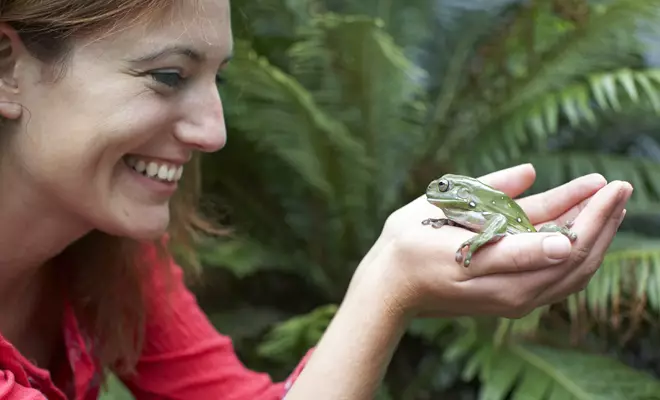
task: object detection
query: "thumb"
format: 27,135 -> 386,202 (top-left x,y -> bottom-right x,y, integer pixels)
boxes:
459,233 -> 572,278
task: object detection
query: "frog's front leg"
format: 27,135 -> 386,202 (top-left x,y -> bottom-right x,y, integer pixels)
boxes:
456,214 -> 508,267
538,219 -> 578,242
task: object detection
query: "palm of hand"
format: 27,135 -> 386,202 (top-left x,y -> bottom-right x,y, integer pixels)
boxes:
356,164 -> 631,320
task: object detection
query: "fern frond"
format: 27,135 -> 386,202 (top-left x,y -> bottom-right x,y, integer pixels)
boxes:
257,304 -> 337,363
498,0 -> 660,118
479,152 -> 660,215
198,236 -> 292,278
468,69 -> 660,171
287,13 -> 427,216
565,233 -> 660,327
458,340 -> 660,400
220,40 -> 371,202
439,0 -> 660,168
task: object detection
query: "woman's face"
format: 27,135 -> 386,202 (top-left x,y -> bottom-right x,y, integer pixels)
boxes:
3,0 -> 232,239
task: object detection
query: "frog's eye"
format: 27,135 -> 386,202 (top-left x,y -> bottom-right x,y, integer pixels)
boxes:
438,179 -> 449,192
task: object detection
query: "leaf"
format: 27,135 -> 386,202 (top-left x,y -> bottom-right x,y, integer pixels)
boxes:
288,13 -> 427,217
468,69 -> 660,172
220,40 -> 371,202
98,374 -> 134,400
464,341 -> 660,400
569,232 -> 660,320
507,152 -> 660,213
208,306 -> 290,343
257,304 -> 338,363
199,236 -> 286,278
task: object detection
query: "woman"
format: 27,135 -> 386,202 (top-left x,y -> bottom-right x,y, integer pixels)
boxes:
0,0 -> 632,399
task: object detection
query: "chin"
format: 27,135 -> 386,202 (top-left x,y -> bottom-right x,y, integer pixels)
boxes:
99,206 -> 171,240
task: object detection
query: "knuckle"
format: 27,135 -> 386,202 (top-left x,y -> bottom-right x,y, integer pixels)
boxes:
511,243 -> 535,271
570,245 -> 591,265
579,261 -> 602,282
495,290 -> 531,318
502,305 -> 532,319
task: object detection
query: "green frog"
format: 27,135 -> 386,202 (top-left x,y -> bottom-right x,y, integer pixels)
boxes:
422,174 -> 577,267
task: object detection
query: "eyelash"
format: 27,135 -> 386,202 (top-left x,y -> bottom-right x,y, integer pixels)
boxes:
146,70 -> 227,90
150,70 -> 186,88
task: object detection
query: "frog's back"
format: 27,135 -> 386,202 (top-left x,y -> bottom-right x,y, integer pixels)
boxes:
493,195 -> 536,234
464,176 -> 536,234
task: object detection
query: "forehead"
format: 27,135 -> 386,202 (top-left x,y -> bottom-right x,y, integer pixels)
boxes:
80,0 -> 232,63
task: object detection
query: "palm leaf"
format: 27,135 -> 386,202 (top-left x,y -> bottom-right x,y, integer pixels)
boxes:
458,340 -> 660,400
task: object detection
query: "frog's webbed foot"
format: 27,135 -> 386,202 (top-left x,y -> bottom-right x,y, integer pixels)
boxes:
455,233 -> 507,267
422,217 -> 453,229
538,220 -> 578,242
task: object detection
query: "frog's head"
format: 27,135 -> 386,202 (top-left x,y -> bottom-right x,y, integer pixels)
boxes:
425,174 -> 485,210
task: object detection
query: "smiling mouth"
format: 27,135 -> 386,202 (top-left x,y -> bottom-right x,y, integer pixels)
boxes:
123,155 -> 184,183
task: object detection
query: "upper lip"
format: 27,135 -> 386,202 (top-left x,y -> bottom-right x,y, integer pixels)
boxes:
128,154 -> 191,166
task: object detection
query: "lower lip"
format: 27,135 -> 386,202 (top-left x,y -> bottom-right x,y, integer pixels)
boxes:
124,161 -> 179,196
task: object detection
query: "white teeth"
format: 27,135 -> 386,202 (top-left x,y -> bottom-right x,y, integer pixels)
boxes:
157,165 -> 169,180
146,162 -> 159,177
125,156 -> 185,183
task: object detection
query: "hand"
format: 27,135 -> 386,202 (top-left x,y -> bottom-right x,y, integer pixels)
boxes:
350,163 -> 632,320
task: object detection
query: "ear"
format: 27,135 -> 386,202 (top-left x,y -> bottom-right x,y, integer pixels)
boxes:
0,23 -> 24,120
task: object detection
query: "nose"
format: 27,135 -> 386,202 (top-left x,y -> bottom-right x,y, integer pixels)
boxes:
174,88 -> 227,153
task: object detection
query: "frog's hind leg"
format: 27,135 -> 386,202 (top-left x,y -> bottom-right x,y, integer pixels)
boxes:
456,214 -> 508,268
538,220 -> 578,242
422,217 -> 452,229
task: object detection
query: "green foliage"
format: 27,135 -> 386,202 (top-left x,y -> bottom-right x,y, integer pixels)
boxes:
99,374 -> 133,400
461,341 -> 660,400
256,304 -> 337,363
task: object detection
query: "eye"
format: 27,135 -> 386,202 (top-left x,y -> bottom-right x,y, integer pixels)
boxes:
438,179 -> 449,192
150,70 -> 186,88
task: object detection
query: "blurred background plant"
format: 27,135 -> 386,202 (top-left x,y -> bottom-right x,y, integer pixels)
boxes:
102,0 -> 660,398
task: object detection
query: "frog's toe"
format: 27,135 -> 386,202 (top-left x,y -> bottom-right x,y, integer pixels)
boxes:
566,231 -> 578,242
455,246 -> 472,267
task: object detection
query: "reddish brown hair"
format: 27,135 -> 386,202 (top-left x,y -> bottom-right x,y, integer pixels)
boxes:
0,0 -> 223,377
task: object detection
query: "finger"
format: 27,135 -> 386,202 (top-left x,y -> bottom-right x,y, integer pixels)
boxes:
457,232 -> 572,278
478,163 -> 536,198
517,173 -> 607,224
536,190 -> 632,305
535,191 -> 595,230
564,181 -> 632,252
456,266 -> 564,317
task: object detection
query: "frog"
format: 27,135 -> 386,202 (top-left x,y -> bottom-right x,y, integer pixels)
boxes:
421,174 -> 577,267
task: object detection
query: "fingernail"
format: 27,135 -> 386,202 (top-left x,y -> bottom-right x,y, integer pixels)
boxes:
543,235 -> 571,260
617,209 -> 627,228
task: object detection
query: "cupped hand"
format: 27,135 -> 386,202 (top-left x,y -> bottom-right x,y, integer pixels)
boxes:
352,163 -> 632,320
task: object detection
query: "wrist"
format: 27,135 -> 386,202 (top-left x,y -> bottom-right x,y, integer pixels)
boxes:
284,265 -> 409,399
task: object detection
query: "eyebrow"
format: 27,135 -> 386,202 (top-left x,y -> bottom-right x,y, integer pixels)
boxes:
126,45 -> 233,65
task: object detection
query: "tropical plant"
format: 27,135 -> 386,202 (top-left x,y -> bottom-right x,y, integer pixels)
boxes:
102,0 -> 660,399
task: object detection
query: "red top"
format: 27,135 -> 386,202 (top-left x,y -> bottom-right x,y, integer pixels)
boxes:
0,244 -> 313,399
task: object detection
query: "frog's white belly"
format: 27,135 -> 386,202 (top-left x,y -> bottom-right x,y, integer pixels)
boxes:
443,209 -> 522,234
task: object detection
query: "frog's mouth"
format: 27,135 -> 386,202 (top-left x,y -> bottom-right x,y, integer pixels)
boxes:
426,195 -> 469,209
